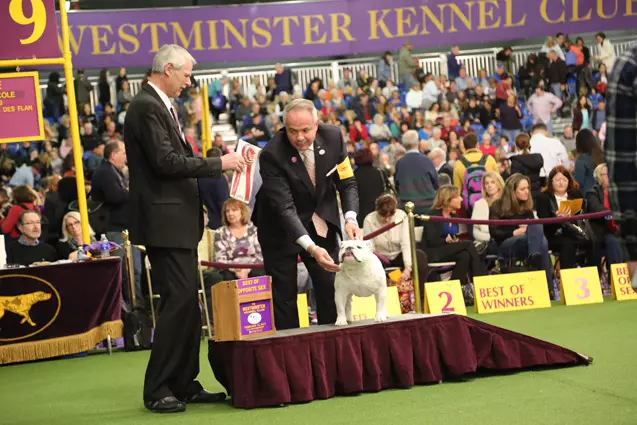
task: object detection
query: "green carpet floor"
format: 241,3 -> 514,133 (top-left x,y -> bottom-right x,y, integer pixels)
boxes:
2,301 -> 637,425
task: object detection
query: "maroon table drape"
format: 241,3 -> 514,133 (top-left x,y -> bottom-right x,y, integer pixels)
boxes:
0,259 -> 122,364
209,314 -> 590,409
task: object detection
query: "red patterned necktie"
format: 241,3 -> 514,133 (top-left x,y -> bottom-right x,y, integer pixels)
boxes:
301,150 -> 328,238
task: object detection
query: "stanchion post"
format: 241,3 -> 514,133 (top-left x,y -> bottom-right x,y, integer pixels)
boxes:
121,230 -> 137,307
59,0 -> 91,244
405,202 -> 422,313
201,83 -> 211,155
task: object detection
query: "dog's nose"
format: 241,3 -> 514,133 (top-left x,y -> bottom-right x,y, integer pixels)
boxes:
345,247 -> 353,251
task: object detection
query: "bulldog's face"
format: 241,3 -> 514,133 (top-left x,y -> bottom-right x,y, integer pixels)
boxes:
338,240 -> 373,263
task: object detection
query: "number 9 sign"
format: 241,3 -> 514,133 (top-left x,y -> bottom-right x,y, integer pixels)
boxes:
2,0 -> 58,61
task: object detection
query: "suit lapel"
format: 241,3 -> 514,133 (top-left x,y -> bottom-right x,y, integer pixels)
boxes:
143,84 -> 188,149
314,135 -> 330,201
285,140 -> 314,195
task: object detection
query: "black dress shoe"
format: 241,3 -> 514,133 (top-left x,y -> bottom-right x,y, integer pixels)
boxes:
144,396 -> 186,413
184,389 -> 227,404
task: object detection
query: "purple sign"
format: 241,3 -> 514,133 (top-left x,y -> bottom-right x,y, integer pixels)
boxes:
237,275 -> 270,297
58,0 -> 637,69
0,72 -> 45,143
239,300 -> 273,336
1,0 -> 59,61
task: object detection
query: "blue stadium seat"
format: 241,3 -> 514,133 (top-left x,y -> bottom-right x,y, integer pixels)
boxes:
378,141 -> 388,150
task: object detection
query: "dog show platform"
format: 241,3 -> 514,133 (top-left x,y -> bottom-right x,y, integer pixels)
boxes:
208,314 -> 591,409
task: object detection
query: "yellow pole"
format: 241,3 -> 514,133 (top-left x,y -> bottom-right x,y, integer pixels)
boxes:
0,58 -> 65,68
405,202 -> 422,313
201,83 -> 211,155
59,0 -> 90,244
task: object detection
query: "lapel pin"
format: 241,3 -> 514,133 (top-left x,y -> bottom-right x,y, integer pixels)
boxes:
319,149 -> 326,156
291,157 -> 297,163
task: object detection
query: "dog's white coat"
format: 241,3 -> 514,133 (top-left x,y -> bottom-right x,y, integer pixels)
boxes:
334,240 -> 388,326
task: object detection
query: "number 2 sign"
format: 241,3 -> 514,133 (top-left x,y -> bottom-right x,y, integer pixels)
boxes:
1,0 -> 59,61
559,267 -> 604,306
424,280 -> 467,316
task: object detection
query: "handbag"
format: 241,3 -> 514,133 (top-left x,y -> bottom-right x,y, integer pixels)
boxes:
549,196 -> 590,243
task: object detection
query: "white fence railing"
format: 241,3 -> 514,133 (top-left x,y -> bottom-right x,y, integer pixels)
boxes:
43,35 -> 636,114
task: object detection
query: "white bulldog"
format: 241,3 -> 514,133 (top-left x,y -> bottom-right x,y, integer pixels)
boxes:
334,240 -> 388,326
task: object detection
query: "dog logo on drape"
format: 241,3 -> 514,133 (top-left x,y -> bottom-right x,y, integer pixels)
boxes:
0,291 -> 52,326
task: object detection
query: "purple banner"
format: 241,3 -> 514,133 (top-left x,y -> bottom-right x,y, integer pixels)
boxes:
1,0 -> 59,61
0,72 -> 45,143
239,300 -> 273,336
57,0 -> 637,69
236,275 -> 270,297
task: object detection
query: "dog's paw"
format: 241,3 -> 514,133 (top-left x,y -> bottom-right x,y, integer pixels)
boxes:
335,316 -> 349,326
374,311 -> 389,322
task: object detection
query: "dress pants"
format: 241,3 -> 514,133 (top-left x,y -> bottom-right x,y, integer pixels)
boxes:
263,227 -> 338,330
143,246 -> 203,403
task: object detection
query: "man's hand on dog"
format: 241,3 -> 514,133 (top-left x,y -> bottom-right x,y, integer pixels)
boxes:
309,245 -> 341,273
345,221 -> 362,240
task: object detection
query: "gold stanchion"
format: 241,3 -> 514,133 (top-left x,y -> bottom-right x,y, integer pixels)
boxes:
200,83 -> 212,155
405,202 -> 422,313
121,230 -> 137,307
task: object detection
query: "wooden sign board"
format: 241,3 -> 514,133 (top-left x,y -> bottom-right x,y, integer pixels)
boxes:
212,275 -> 275,341
474,271 -> 551,314
610,263 -> 637,301
559,267 -> 604,306
424,280 -> 467,316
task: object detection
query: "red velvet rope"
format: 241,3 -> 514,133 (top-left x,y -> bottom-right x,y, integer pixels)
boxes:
418,210 -> 612,226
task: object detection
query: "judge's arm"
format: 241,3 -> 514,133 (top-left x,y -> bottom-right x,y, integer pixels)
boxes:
132,105 -> 243,177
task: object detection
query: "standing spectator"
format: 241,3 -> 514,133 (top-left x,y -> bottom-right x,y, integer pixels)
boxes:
511,133 -> 544,200
572,95 -> 592,132
547,50 -> 568,98
44,72 -> 65,121
115,67 -> 127,93
592,99 -> 606,135
394,130 -> 439,215
529,123 -> 569,184
428,147 -> 453,179
542,36 -> 565,61
576,37 -> 591,65
594,32 -> 616,71
574,129 -> 604,193
499,94 -> 523,144
405,82 -> 423,112
527,83 -> 563,135
84,141 -> 105,178
377,51 -> 393,87
447,45 -> 461,80
274,63 -> 293,95
117,81 -> 133,110
453,133 -> 497,192
353,148 -> 386,228
74,69 -> 93,110
337,68 -> 358,97
399,40 -> 418,88
496,46 -> 514,75
98,69 -> 111,108
561,125 -> 576,153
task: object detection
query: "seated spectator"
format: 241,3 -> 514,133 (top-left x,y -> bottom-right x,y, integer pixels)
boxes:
536,165 -> 594,271
428,147 -> 452,179
1,185 -> 38,244
56,211 -> 97,260
479,133 -> 496,157
9,160 -> 42,188
592,99 -> 606,135
369,114 -> 392,141
349,119 -> 369,142
472,172 -> 504,250
394,130 -> 439,215
354,93 -> 376,123
574,129 -> 604,193
586,163 -> 623,272
510,133 -> 544,200
428,128 -> 446,152
6,210 -> 57,266
561,125 -> 576,153
489,174 -> 552,290
214,199 -> 265,281
425,103 -> 441,123
84,141 -> 105,178
353,148 -> 386,228
419,185 -> 486,289
453,133 -> 497,192
363,194 -> 429,296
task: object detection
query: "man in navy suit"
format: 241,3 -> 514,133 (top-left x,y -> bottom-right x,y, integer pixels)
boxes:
253,99 -> 361,330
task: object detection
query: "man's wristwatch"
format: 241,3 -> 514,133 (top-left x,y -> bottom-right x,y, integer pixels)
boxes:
345,217 -> 357,225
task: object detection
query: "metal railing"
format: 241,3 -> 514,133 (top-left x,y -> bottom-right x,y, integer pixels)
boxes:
42,35 -> 635,115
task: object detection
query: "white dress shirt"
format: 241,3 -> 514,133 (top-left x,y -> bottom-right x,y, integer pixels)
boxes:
296,144 -> 357,251
146,81 -> 184,140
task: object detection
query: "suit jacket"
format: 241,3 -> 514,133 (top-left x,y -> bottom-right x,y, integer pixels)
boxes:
91,162 -> 129,232
535,189 -> 583,243
124,84 -> 223,249
252,124 -> 358,252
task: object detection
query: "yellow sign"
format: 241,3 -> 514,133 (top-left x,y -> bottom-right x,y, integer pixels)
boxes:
559,267 -> 604,306
297,293 -> 310,328
424,280 -> 467,316
474,271 -> 551,314
610,264 -> 637,301
351,286 -> 401,321
336,156 -> 354,180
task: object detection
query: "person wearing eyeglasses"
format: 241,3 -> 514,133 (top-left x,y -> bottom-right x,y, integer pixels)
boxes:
6,210 -> 57,266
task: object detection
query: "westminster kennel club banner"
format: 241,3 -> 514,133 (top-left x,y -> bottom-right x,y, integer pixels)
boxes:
0,259 -> 123,365
53,0 -> 636,68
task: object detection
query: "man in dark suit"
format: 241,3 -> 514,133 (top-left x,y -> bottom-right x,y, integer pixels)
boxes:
91,140 -> 143,308
124,44 -> 244,414
253,99 -> 361,330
